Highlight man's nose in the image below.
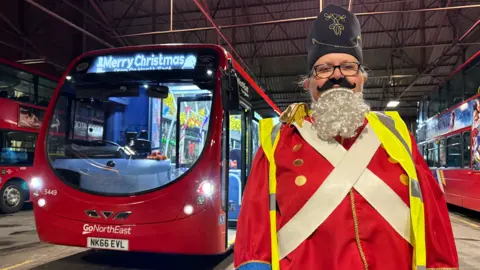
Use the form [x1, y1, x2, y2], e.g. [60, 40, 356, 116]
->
[331, 66, 344, 80]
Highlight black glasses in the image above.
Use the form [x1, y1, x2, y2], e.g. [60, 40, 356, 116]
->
[311, 62, 361, 79]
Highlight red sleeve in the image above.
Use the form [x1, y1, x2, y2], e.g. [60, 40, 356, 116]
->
[234, 147, 272, 269]
[410, 134, 459, 269]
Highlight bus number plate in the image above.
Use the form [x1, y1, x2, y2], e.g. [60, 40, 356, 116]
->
[87, 237, 129, 251]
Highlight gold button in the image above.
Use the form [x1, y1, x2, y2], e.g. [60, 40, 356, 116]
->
[293, 144, 302, 152]
[388, 157, 398, 164]
[400, 174, 409, 186]
[293, 159, 304, 166]
[295, 175, 307, 186]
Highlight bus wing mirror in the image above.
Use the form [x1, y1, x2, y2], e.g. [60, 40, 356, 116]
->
[146, 85, 169, 99]
[221, 60, 240, 111]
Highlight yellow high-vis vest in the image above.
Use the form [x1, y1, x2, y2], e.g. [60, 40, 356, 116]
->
[259, 110, 426, 270]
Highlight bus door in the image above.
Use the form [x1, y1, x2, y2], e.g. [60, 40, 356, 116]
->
[220, 62, 263, 248]
[227, 107, 252, 219]
[223, 107, 245, 246]
[221, 102, 257, 245]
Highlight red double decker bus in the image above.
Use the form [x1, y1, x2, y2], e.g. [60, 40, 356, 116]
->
[32, 44, 279, 254]
[416, 51, 480, 211]
[0, 59, 58, 213]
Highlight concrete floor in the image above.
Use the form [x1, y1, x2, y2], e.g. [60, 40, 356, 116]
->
[0, 206, 479, 270]
[0, 207, 233, 270]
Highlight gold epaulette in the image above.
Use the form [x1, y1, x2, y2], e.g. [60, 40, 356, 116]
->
[279, 103, 310, 127]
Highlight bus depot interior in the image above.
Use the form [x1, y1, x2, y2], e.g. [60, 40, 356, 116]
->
[1, 1, 480, 269]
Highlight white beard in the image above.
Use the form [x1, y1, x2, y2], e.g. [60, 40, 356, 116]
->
[311, 87, 371, 141]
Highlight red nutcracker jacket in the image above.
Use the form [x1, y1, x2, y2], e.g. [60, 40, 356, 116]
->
[234, 118, 459, 270]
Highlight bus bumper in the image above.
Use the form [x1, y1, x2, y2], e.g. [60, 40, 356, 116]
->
[33, 206, 227, 255]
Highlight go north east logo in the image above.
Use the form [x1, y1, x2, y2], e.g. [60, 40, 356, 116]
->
[82, 224, 132, 235]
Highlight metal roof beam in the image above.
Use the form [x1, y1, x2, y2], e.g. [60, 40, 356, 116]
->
[25, 0, 114, 48]
[114, 0, 414, 22]
[240, 43, 480, 60]
[250, 2, 294, 61]
[62, 0, 110, 33]
[88, 0, 128, 46]
[192, 0, 252, 75]
[396, 15, 480, 101]
[120, 3, 480, 38]
[0, 9, 42, 56]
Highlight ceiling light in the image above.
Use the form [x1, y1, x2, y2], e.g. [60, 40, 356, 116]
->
[386, 100, 400, 108]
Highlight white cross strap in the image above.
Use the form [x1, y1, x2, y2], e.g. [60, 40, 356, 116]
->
[276, 121, 411, 259]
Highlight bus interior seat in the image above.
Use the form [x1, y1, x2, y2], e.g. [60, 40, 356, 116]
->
[229, 148, 242, 169]
[38, 98, 49, 106]
[139, 130, 148, 139]
[17, 95, 30, 102]
[125, 131, 137, 146]
[130, 139, 151, 157]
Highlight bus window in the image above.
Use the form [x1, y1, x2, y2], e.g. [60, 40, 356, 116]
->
[229, 114, 242, 170]
[446, 135, 462, 167]
[252, 120, 260, 158]
[439, 138, 446, 167]
[422, 144, 427, 161]
[0, 63, 35, 104]
[47, 82, 214, 195]
[426, 143, 433, 167]
[0, 131, 37, 166]
[463, 131, 471, 168]
[427, 142, 439, 167]
[38, 77, 56, 106]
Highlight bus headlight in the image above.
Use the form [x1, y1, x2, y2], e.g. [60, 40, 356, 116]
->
[183, 204, 194, 215]
[38, 198, 46, 207]
[31, 177, 42, 189]
[197, 181, 214, 196]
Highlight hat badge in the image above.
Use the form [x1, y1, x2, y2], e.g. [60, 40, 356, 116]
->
[324, 13, 346, 36]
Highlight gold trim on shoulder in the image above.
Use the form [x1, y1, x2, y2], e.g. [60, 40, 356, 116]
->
[279, 103, 310, 127]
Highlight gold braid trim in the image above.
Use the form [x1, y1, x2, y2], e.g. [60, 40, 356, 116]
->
[350, 190, 369, 270]
[279, 103, 310, 127]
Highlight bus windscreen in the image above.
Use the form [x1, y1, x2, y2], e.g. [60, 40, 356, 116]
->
[46, 48, 219, 196]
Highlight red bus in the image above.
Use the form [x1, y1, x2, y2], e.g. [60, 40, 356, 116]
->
[32, 44, 280, 254]
[0, 59, 58, 213]
[416, 50, 480, 211]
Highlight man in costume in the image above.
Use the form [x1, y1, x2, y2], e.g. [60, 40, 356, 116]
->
[234, 4, 458, 270]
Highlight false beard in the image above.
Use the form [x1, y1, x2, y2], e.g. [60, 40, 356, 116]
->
[311, 87, 371, 141]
